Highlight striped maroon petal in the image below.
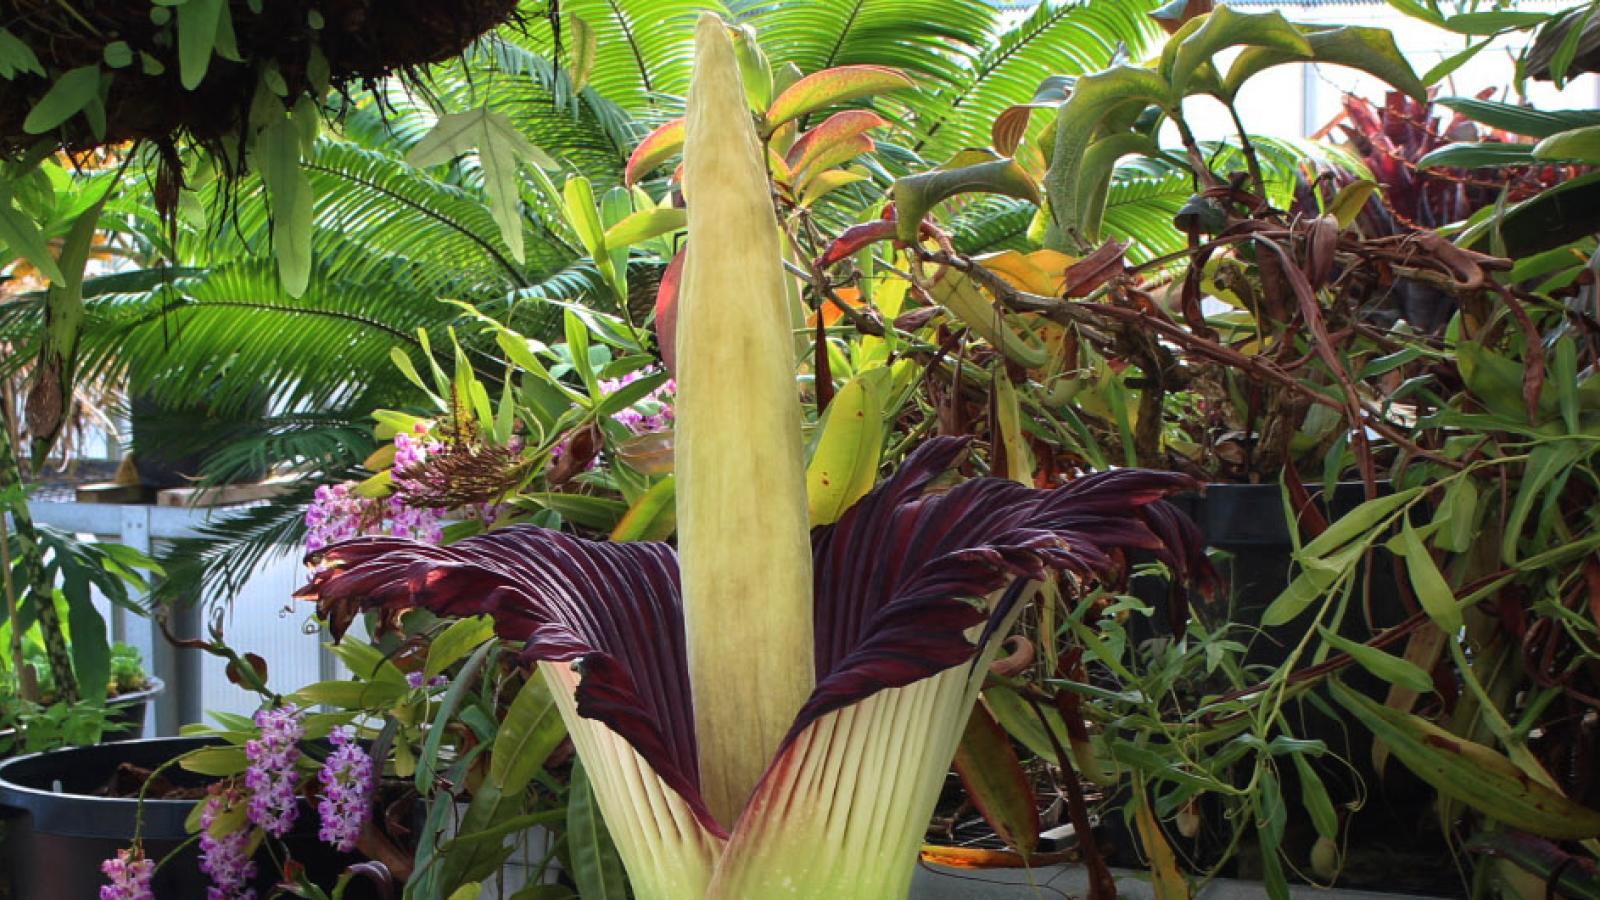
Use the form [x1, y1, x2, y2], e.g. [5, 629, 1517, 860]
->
[793, 436, 1209, 741]
[297, 528, 712, 830]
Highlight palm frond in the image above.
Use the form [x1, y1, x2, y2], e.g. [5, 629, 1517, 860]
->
[733, 0, 995, 102]
[911, 0, 1162, 161]
[504, 0, 720, 115]
[948, 196, 1037, 255]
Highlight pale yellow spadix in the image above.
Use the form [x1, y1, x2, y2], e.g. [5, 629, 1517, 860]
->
[675, 13, 816, 828]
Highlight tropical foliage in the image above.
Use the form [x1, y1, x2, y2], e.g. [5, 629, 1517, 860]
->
[8, 1, 1600, 899]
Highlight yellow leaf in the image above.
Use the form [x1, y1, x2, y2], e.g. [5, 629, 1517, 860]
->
[1135, 788, 1191, 899]
[806, 373, 885, 526]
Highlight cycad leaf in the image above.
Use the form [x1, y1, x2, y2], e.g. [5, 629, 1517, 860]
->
[406, 107, 558, 265]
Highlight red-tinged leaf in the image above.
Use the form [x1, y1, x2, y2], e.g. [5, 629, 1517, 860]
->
[615, 430, 675, 477]
[785, 110, 887, 173]
[1151, 0, 1214, 33]
[625, 118, 685, 186]
[953, 701, 1040, 859]
[763, 65, 914, 131]
[655, 249, 685, 374]
[799, 169, 867, 207]
[1061, 240, 1129, 298]
[991, 104, 1052, 156]
[816, 219, 899, 268]
[792, 134, 874, 188]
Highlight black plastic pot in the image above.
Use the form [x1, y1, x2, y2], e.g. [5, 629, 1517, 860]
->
[1112, 483, 1459, 895]
[0, 737, 374, 899]
[104, 677, 164, 742]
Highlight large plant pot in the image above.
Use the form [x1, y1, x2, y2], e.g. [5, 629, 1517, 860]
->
[0, 737, 373, 899]
[104, 677, 164, 742]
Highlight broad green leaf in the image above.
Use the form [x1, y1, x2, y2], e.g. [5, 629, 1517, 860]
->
[602, 207, 686, 248]
[568, 761, 628, 900]
[611, 475, 677, 541]
[1423, 39, 1491, 86]
[1432, 478, 1478, 554]
[253, 118, 312, 297]
[1167, 7, 1311, 98]
[1225, 26, 1425, 103]
[561, 176, 608, 270]
[0, 29, 44, 78]
[522, 493, 629, 530]
[563, 307, 599, 398]
[952, 703, 1039, 859]
[1261, 563, 1339, 627]
[426, 615, 495, 678]
[405, 107, 556, 265]
[1042, 66, 1172, 253]
[1534, 125, 1600, 163]
[624, 118, 685, 186]
[763, 65, 914, 130]
[1329, 679, 1600, 839]
[1441, 10, 1548, 34]
[1416, 142, 1534, 169]
[1438, 97, 1600, 139]
[176, 0, 222, 89]
[1292, 753, 1340, 841]
[1330, 174, 1376, 224]
[1257, 769, 1291, 899]
[1458, 170, 1600, 257]
[327, 641, 407, 687]
[293, 679, 407, 710]
[490, 675, 566, 793]
[983, 685, 1074, 764]
[180, 746, 248, 776]
[1300, 488, 1421, 559]
[1503, 442, 1586, 565]
[448, 885, 481, 900]
[1398, 516, 1461, 633]
[23, 65, 100, 134]
[566, 12, 597, 93]
[0, 181, 65, 283]
[1316, 625, 1434, 693]
[893, 158, 1039, 242]
[806, 373, 885, 526]
[66, 576, 110, 704]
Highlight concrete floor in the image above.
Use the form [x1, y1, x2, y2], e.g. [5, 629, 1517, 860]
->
[911, 864, 1444, 899]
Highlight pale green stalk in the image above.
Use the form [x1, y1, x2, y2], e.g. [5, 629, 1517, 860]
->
[674, 14, 816, 827]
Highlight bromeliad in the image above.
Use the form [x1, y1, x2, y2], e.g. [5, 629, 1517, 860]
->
[297, 15, 1210, 899]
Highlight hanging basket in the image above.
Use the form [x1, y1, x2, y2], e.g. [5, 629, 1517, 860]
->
[0, 0, 521, 154]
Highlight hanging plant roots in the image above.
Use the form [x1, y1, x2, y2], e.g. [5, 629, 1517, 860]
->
[0, 0, 522, 155]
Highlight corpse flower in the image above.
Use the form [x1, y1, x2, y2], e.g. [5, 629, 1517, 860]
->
[297, 16, 1210, 899]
